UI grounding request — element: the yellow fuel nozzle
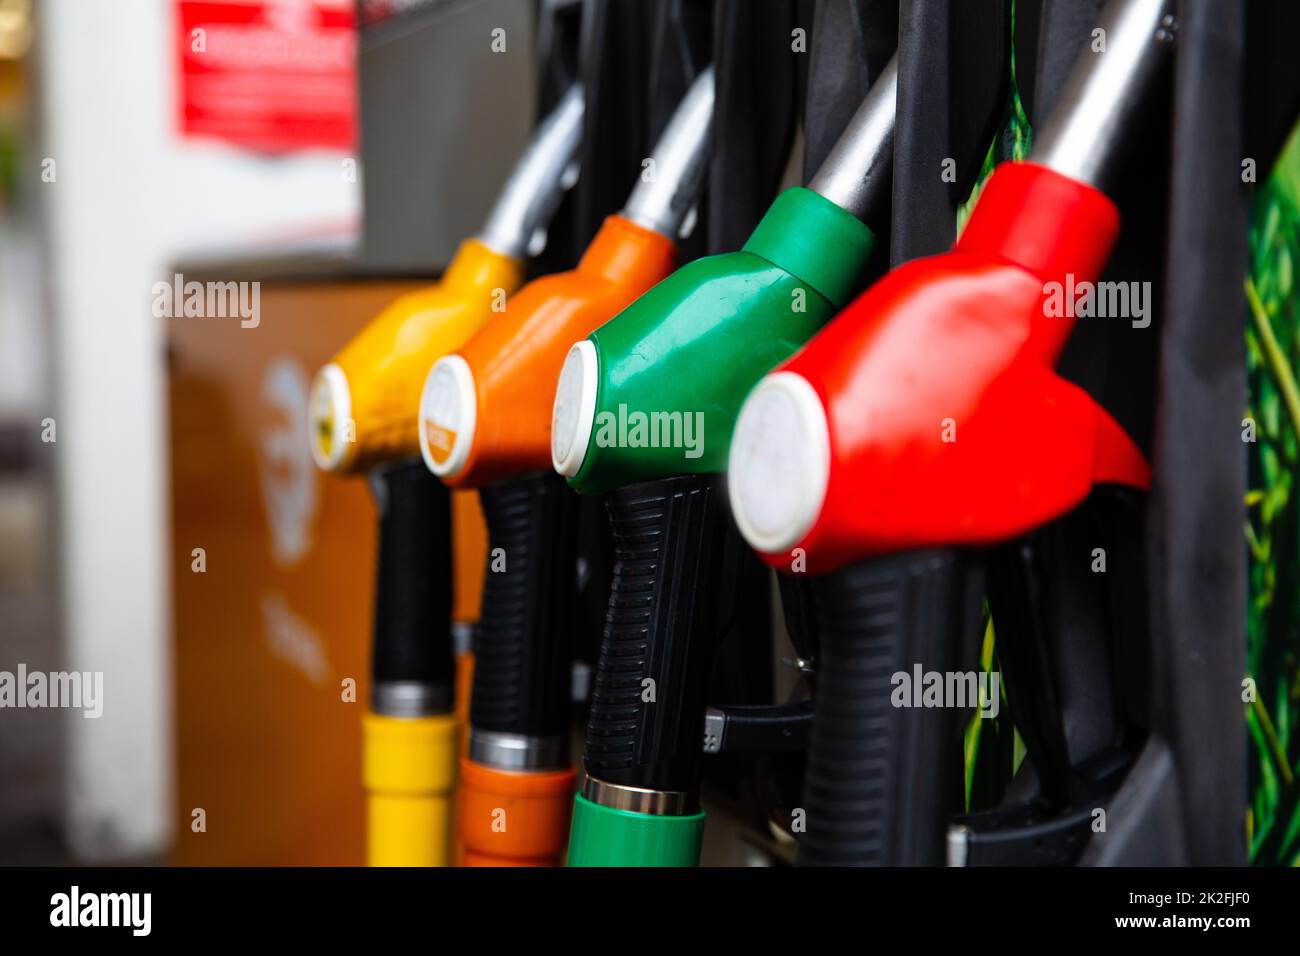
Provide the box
[304,82,585,870]
[310,240,526,473]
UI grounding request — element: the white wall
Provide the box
[36,0,358,859]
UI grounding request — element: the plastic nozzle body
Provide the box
[553,55,902,494]
[555,187,875,495]
[421,68,721,485]
[728,162,1150,574]
[421,215,677,486]
[310,240,524,473]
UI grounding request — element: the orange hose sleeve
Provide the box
[456,757,576,866]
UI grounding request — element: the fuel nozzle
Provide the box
[728,0,1172,567]
[561,59,900,867]
[725,0,1171,868]
[305,83,584,869]
[551,55,897,493]
[309,83,584,474]
[419,67,715,486]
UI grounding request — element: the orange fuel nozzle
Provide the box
[419,67,716,487]
[420,214,678,487]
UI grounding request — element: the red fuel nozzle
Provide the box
[729,161,1150,574]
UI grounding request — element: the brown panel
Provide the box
[169,277,426,866]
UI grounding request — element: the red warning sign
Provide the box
[175,1,356,153]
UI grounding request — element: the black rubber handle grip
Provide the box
[583,474,728,794]
[370,459,453,689]
[470,471,577,738]
[798,548,980,866]
[984,489,1145,809]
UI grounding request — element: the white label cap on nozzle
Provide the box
[551,340,598,478]
[309,363,353,472]
[728,372,831,555]
[419,355,477,479]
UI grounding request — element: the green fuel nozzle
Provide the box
[551,56,897,493]
[561,55,899,867]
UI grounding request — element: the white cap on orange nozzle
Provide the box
[419,355,478,479]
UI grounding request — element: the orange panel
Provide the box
[170,277,427,865]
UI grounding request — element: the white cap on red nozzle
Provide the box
[728,372,831,555]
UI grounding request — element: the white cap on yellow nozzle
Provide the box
[309,363,353,473]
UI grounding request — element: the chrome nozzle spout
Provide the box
[478,83,586,260]
[1030,0,1178,190]
[621,66,716,240]
[806,53,898,224]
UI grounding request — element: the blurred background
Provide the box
[0,0,536,864]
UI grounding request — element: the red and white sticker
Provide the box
[175,0,356,153]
